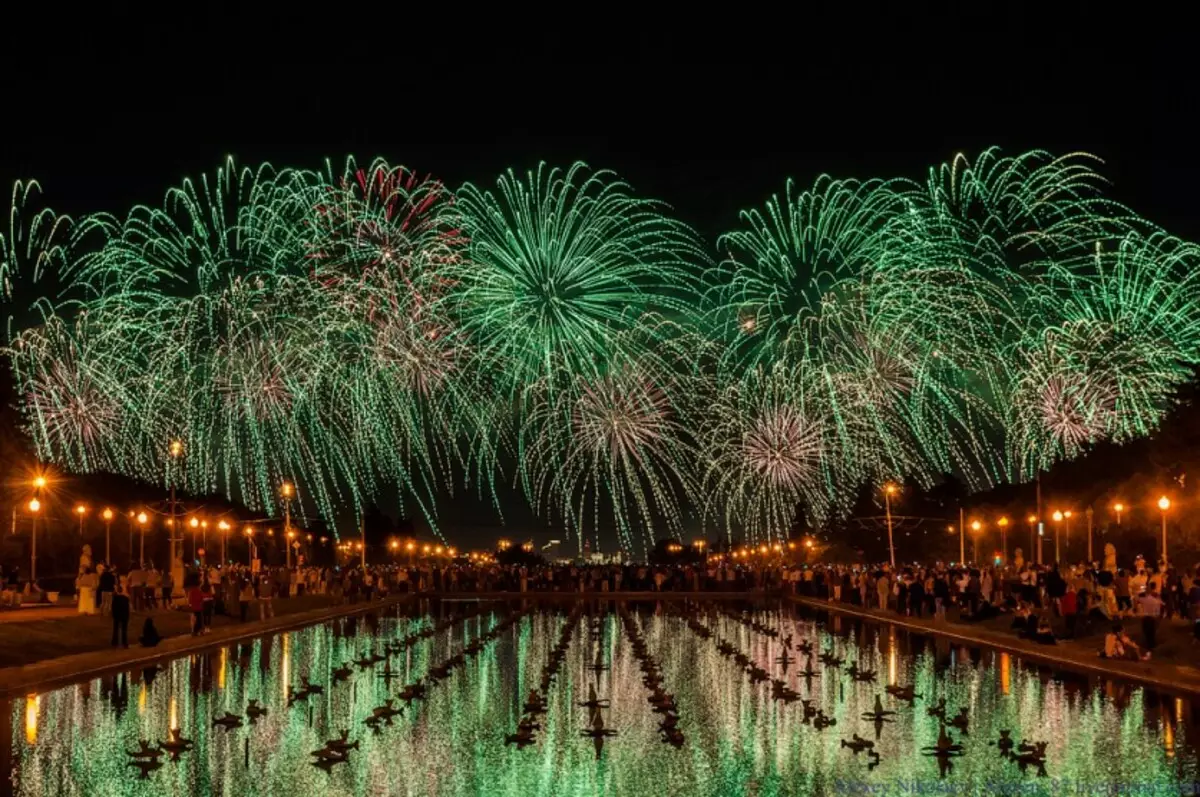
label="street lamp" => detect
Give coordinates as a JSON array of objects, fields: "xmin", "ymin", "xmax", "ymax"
[
  {"xmin": 1063, "ymin": 510, "xmax": 1073, "ymax": 558},
  {"xmin": 1157, "ymin": 496, "xmax": 1170, "ymax": 564},
  {"xmin": 136, "ymin": 512, "xmax": 148, "ymax": 566},
  {"xmin": 218, "ymin": 520, "xmax": 230, "ymax": 564},
  {"xmin": 1051, "ymin": 511, "xmax": 1064, "ymax": 563},
  {"xmin": 997, "ymin": 516, "xmax": 1009, "ymax": 564},
  {"xmin": 883, "ymin": 483, "xmax": 899, "ymax": 568},
  {"xmin": 280, "ymin": 482, "xmax": 294, "ymax": 569},
  {"xmin": 102, "ymin": 508, "xmax": 114, "ymax": 564},
  {"xmin": 75, "ymin": 505, "xmax": 87, "ymax": 537},
  {"xmin": 189, "ymin": 516, "xmax": 200, "ymax": 564},
  {"xmin": 1112, "ymin": 502, "xmax": 1124, "ymax": 526},
  {"xmin": 243, "ymin": 526, "xmax": 256, "ymax": 566},
  {"xmin": 1026, "ymin": 515, "xmax": 1038, "ymax": 565},
  {"xmin": 27, "ymin": 498, "xmax": 41, "ymax": 585},
  {"xmin": 167, "ymin": 439, "xmax": 183, "ymax": 599},
  {"xmin": 970, "ymin": 520, "xmax": 982, "ymax": 563}
]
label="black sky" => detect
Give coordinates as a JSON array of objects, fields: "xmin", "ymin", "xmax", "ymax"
[
  {"xmin": 3, "ymin": 6, "xmax": 1196, "ymax": 241},
  {"xmin": 2, "ymin": 4, "xmax": 1196, "ymax": 548}
]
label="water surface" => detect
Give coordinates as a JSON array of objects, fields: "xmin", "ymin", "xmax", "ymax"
[{"xmin": 6, "ymin": 599, "xmax": 1197, "ymax": 796}]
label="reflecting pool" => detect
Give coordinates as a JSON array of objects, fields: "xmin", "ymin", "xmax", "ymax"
[{"xmin": 6, "ymin": 599, "xmax": 1198, "ymax": 796}]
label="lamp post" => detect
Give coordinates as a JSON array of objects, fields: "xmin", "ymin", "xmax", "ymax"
[
  {"xmin": 168, "ymin": 439, "xmax": 183, "ymax": 599},
  {"xmin": 218, "ymin": 520, "xmax": 229, "ymax": 564},
  {"xmin": 883, "ymin": 483, "xmax": 898, "ymax": 568},
  {"xmin": 1085, "ymin": 506, "xmax": 1094, "ymax": 563},
  {"xmin": 406, "ymin": 541, "xmax": 415, "ymax": 567},
  {"xmin": 102, "ymin": 508, "xmax": 113, "ymax": 564},
  {"xmin": 1063, "ymin": 511, "xmax": 1073, "ymax": 559},
  {"xmin": 1157, "ymin": 496, "xmax": 1170, "ymax": 564},
  {"xmin": 1051, "ymin": 511, "xmax": 1063, "ymax": 564},
  {"xmin": 75, "ymin": 505, "xmax": 87, "ymax": 538},
  {"xmin": 1026, "ymin": 515, "xmax": 1037, "ymax": 565},
  {"xmin": 958, "ymin": 507, "xmax": 965, "ymax": 564},
  {"xmin": 189, "ymin": 516, "xmax": 200, "ymax": 564},
  {"xmin": 1112, "ymin": 502, "xmax": 1124, "ymax": 527},
  {"xmin": 137, "ymin": 512, "xmax": 148, "ymax": 565},
  {"xmin": 27, "ymin": 498, "xmax": 40, "ymax": 585},
  {"xmin": 243, "ymin": 526, "xmax": 255, "ymax": 567},
  {"xmin": 997, "ymin": 516, "xmax": 1009, "ymax": 565},
  {"xmin": 281, "ymin": 482, "xmax": 294, "ymax": 569},
  {"xmin": 970, "ymin": 520, "xmax": 982, "ymax": 563}
]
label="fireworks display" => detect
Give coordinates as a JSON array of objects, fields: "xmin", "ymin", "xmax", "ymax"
[{"xmin": 3, "ymin": 148, "xmax": 1198, "ymax": 547}]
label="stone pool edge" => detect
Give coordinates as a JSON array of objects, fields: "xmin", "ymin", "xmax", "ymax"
[
  {"xmin": 787, "ymin": 594, "xmax": 1200, "ymax": 697},
  {"xmin": 0, "ymin": 595, "xmax": 415, "ymax": 698}
]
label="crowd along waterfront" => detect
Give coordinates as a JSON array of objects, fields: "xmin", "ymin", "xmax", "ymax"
[{"xmin": 4, "ymin": 598, "xmax": 1196, "ymax": 796}]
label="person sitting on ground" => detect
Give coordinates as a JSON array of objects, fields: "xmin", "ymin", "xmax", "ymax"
[
  {"xmin": 139, "ymin": 617, "xmax": 162, "ymax": 647},
  {"xmin": 1104, "ymin": 623, "xmax": 1127, "ymax": 659},
  {"xmin": 1018, "ymin": 610, "xmax": 1040, "ymax": 640},
  {"xmin": 1119, "ymin": 627, "xmax": 1148, "ymax": 660},
  {"xmin": 1010, "ymin": 602, "xmax": 1031, "ymax": 631},
  {"xmin": 1033, "ymin": 617, "xmax": 1057, "ymax": 645}
]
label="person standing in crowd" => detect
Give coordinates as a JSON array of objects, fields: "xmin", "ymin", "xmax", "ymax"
[
  {"xmin": 98, "ymin": 564, "xmax": 116, "ymax": 616},
  {"xmin": 239, "ymin": 578, "xmax": 255, "ymax": 622},
  {"xmin": 161, "ymin": 570, "xmax": 174, "ymax": 608},
  {"xmin": 127, "ymin": 563, "xmax": 145, "ymax": 612},
  {"xmin": 187, "ymin": 582, "xmax": 205, "ymax": 635},
  {"xmin": 258, "ymin": 575, "xmax": 275, "ymax": 620},
  {"xmin": 111, "ymin": 584, "xmax": 130, "ymax": 648},
  {"xmin": 876, "ymin": 571, "xmax": 890, "ymax": 611},
  {"xmin": 1137, "ymin": 587, "xmax": 1163, "ymax": 656}
]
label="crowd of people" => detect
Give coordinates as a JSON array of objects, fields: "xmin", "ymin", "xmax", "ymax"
[
  {"xmin": 789, "ymin": 557, "xmax": 1200, "ymax": 659},
  {"xmin": 5, "ymin": 551, "xmax": 1197, "ymax": 665}
]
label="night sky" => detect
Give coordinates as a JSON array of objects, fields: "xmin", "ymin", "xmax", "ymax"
[{"xmin": 2, "ymin": 7, "xmax": 1196, "ymax": 549}]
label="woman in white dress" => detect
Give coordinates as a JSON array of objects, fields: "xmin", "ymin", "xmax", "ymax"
[{"xmin": 77, "ymin": 568, "xmax": 99, "ymax": 615}]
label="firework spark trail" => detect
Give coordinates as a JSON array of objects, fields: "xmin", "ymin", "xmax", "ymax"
[{"xmin": 3, "ymin": 148, "xmax": 1199, "ymax": 548}]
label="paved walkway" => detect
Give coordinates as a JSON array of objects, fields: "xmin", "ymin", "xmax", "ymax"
[
  {"xmin": 0, "ymin": 594, "xmax": 411, "ymax": 696},
  {"xmin": 788, "ymin": 594, "xmax": 1200, "ymax": 696},
  {"xmin": 0, "ymin": 605, "xmax": 76, "ymax": 624}
]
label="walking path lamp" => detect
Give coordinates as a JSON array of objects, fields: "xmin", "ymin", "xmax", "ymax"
[
  {"xmin": 102, "ymin": 508, "xmax": 113, "ymax": 564},
  {"xmin": 75, "ymin": 505, "xmax": 87, "ymax": 538},
  {"xmin": 1157, "ymin": 496, "xmax": 1170, "ymax": 564},
  {"xmin": 883, "ymin": 483, "xmax": 898, "ymax": 568},
  {"xmin": 1052, "ymin": 511, "xmax": 1063, "ymax": 563},
  {"xmin": 1026, "ymin": 515, "xmax": 1037, "ymax": 565},
  {"xmin": 189, "ymin": 516, "xmax": 200, "ymax": 563},
  {"xmin": 281, "ymin": 482, "xmax": 294, "ymax": 569},
  {"xmin": 1112, "ymin": 502, "xmax": 1124, "ymax": 527},
  {"xmin": 27, "ymin": 498, "xmax": 40, "ymax": 584},
  {"xmin": 970, "ymin": 520, "xmax": 982, "ymax": 563},
  {"xmin": 997, "ymin": 517, "xmax": 1009, "ymax": 564},
  {"xmin": 244, "ymin": 526, "xmax": 256, "ymax": 566},
  {"xmin": 137, "ymin": 512, "xmax": 148, "ymax": 565},
  {"xmin": 218, "ymin": 520, "xmax": 230, "ymax": 564},
  {"xmin": 168, "ymin": 440, "xmax": 183, "ymax": 599},
  {"xmin": 1063, "ymin": 511, "xmax": 1074, "ymax": 557}
]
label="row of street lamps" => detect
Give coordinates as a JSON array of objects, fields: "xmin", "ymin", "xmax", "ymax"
[{"xmin": 945, "ymin": 496, "xmax": 1175, "ymax": 567}]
